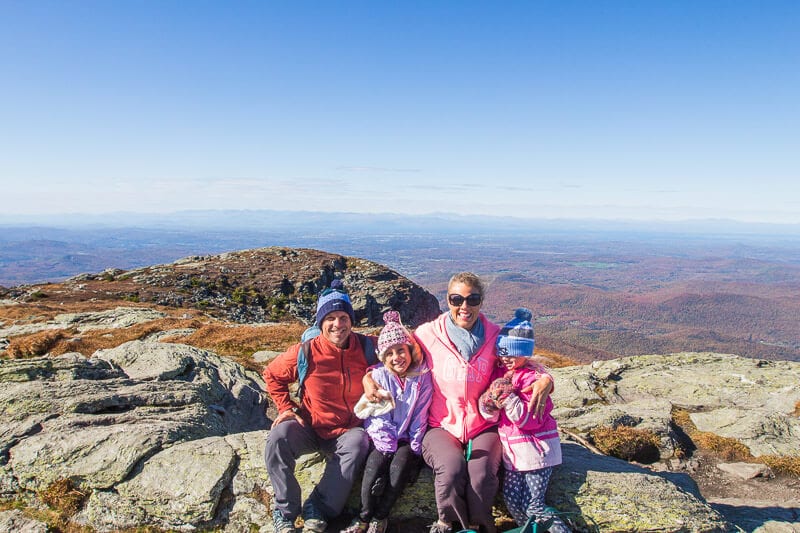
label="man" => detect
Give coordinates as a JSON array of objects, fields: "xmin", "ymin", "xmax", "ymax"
[{"xmin": 263, "ymin": 279, "xmax": 373, "ymax": 533}]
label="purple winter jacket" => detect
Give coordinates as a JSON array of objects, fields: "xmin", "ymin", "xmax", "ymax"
[{"xmin": 364, "ymin": 363, "xmax": 433, "ymax": 454}]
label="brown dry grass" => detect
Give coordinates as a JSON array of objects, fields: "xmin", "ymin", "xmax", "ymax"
[
  {"xmin": 762, "ymin": 455, "xmax": 800, "ymax": 478},
  {"xmin": 795, "ymin": 400, "xmax": 800, "ymax": 417},
  {"xmin": 672, "ymin": 407, "xmax": 755, "ymax": 463},
  {"xmin": 4, "ymin": 317, "xmax": 206, "ymax": 359},
  {"xmin": 35, "ymin": 478, "xmax": 93, "ymax": 532},
  {"xmin": 5, "ymin": 329, "xmax": 67, "ymax": 358},
  {"xmin": 589, "ymin": 425, "xmax": 662, "ymax": 463},
  {"xmin": 692, "ymin": 433, "xmax": 753, "ymax": 462},
  {"xmin": 534, "ymin": 348, "xmax": 581, "ymax": 368},
  {"xmin": 39, "ymin": 478, "xmax": 88, "ymax": 516},
  {"xmin": 163, "ymin": 321, "xmax": 308, "ymax": 372},
  {"xmin": 0, "ymin": 289, "xmax": 146, "ymax": 322}
]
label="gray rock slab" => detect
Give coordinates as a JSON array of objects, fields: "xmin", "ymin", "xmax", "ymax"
[
  {"xmin": 549, "ymin": 443, "xmax": 729, "ymax": 532},
  {"xmin": 691, "ymin": 407, "xmax": 800, "ymax": 457},
  {"xmin": 10, "ymin": 418, "xmax": 180, "ymax": 491},
  {"xmin": 54, "ymin": 307, "xmax": 167, "ymax": 332},
  {"xmin": 77, "ymin": 489, "xmax": 149, "ymax": 532},
  {"xmin": 552, "ymin": 353, "xmax": 800, "ymax": 458},
  {"xmin": 252, "ymin": 349, "xmax": 281, "ymax": 364},
  {"xmin": 0, "ymin": 509, "xmax": 48, "ymax": 533},
  {"xmin": 716, "ymin": 462, "xmax": 773, "ymax": 480},
  {"xmin": 0, "ymin": 307, "xmax": 168, "ymax": 340},
  {"xmin": 116, "ymin": 436, "xmax": 237, "ymax": 525},
  {"xmin": 94, "ymin": 340, "xmax": 269, "ymax": 433}
]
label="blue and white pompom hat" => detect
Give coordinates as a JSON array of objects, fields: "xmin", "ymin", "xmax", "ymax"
[
  {"xmin": 496, "ymin": 308, "xmax": 535, "ymax": 357},
  {"xmin": 315, "ymin": 279, "xmax": 356, "ymax": 328}
]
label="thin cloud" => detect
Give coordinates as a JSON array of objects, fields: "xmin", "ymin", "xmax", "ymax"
[{"xmin": 336, "ymin": 166, "xmax": 422, "ymax": 173}]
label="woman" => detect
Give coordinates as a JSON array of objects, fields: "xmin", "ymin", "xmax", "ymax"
[{"xmin": 365, "ymin": 272, "xmax": 553, "ymax": 533}]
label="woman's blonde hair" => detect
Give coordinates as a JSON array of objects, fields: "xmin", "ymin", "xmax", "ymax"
[{"xmin": 448, "ymin": 272, "xmax": 485, "ymax": 296}]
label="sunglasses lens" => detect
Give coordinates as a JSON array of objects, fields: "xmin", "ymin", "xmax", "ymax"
[
  {"xmin": 448, "ymin": 294, "xmax": 482, "ymax": 306},
  {"xmin": 466, "ymin": 294, "xmax": 482, "ymax": 306}
]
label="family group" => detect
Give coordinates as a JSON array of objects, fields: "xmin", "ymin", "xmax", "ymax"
[{"xmin": 262, "ymin": 273, "xmax": 570, "ymax": 533}]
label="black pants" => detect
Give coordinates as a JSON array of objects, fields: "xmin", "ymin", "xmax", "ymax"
[{"xmin": 358, "ymin": 442, "xmax": 418, "ymax": 521}]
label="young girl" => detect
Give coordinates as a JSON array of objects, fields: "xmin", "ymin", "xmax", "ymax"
[
  {"xmin": 342, "ymin": 311, "xmax": 433, "ymax": 533},
  {"xmin": 478, "ymin": 308, "xmax": 569, "ymax": 533}
]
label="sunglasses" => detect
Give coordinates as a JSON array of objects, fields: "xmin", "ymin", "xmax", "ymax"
[{"xmin": 447, "ymin": 293, "xmax": 483, "ymax": 307}]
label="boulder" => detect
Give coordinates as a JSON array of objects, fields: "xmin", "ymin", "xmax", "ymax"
[
  {"xmin": 552, "ymin": 352, "xmax": 800, "ymax": 458},
  {"xmin": 549, "ymin": 443, "xmax": 727, "ymax": 532}
]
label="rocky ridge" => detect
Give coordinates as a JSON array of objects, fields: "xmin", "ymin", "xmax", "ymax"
[{"xmin": 44, "ymin": 247, "xmax": 443, "ymax": 327}]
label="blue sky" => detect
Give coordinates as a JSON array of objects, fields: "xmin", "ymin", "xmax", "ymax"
[{"xmin": 1, "ymin": 1, "xmax": 798, "ymax": 224}]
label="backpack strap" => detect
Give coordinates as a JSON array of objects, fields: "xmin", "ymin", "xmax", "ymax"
[
  {"xmin": 296, "ymin": 338, "xmax": 315, "ymax": 402},
  {"xmin": 357, "ymin": 333, "xmax": 378, "ymax": 366}
]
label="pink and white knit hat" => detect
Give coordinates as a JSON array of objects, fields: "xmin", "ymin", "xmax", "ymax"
[{"xmin": 377, "ymin": 310, "xmax": 413, "ymax": 359}]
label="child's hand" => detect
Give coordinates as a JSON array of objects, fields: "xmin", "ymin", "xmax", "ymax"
[
  {"xmin": 494, "ymin": 391, "xmax": 511, "ymax": 408},
  {"xmin": 488, "ymin": 376, "xmax": 513, "ymax": 403},
  {"xmin": 479, "ymin": 390, "xmax": 500, "ymax": 412}
]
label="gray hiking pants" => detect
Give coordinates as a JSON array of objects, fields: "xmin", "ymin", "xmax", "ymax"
[
  {"xmin": 421, "ymin": 427, "xmax": 502, "ymax": 533},
  {"xmin": 265, "ymin": 420, "xmax": 369, "ymax": 520}
]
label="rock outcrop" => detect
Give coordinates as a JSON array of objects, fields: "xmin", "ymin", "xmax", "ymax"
[
  {"xmin": 1, "ymin": 342, "xmax": 763, "ymax": 532},
  {"xmin": 552, "ymin": 352, "xmax": 800, "ymax": 459},
  {"xmin": 1, "ymin": 340, "xmax": 270, "ymax": 531},
  {"xmin": 55, "ymin": 247, "xmax": 443, "ymax": 327}
]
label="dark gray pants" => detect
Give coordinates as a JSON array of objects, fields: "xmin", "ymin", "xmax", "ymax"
[
  {"xmin": 421, "ymin": 427, "xmax": 501, "ymax": 533},
  {"xmin": 265, "ymin": 420, "xmax": 369, "ymax": 520}
]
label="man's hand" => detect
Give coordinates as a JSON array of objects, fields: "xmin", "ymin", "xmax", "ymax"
[
  {"xmin": 521, "ymin": 375, "xmax": 553, "ymax": 419},
  {"xmin": 362, "ymin": 370, "xmax": 381, "ymax": 402},
  {"xmin": 271, "ymin": 409, "xmax": 304, "ymax": 429}
]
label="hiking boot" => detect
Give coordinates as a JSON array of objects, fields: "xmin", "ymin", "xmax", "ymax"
[
  {"xmin": 366, "ymin": 518, "xmax": 388, "ymax": 533},
  {"xmin": 273, "ymin": 509, "xmax": 297, "ymax": 533},
  {"xmin": 429, "ymin": 521, "xmax": 452, "ymax": 533},
  {"xmin": 301, "ymin": 500, "xmax": 327, "ymax": 532},
  {"xmin": 340, "ymin": 518, "xmax": 368, "ymax": 533}
]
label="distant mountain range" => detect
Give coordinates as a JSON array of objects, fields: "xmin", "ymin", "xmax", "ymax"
[
  {"xmin": 2, "ymin": 210, "xmax": 799, "ymax": 362},
  {"xmin": 3, "ymin": 209, "xmax": 800, "ymax": 237}
]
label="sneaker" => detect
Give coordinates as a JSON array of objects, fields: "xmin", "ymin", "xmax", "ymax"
[
  {"xmin": 302, "ymin": 500, "xmax": 327, "ymax": 533},
  {"xmin": 303, "ymin": 518, "xmax": 327, "ymax": 533},
  {"xmin": 366, "ymin": 518, "xmax": 388, "ymax": 533},
  {"xmin": 429, "ymin": 521, "xmax": 453, "ymax": 533},
  {"xmin": 273, "ymin": 509, "xmax": 297, "ymax": 533},
  {"xmin": 340, "ymin": 518, "xmax": 368, "ymax": 533}
]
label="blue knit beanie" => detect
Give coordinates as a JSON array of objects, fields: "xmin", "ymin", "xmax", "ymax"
[
  {"xmin": 315, "ymin": 279, "xmax": 356, "ymax": 328},
  {"xmin": 496, "ymin": 308, "xmax": 535, "ymax": 357}
]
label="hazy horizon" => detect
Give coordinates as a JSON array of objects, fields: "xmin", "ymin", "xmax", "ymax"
[{"xmin": 2, "ymin": 208, "xmax": 800, "ymax": 237}]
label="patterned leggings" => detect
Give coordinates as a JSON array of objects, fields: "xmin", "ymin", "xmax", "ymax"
[{"xmin": 503, "ymin": 468, "xmax": 571, "ymax": 533}]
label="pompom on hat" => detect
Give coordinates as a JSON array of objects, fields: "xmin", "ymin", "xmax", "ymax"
[
  {"xmin": 315, "ymin": 279, "xmax": 356, "ymax": 328},
  {"xmin": 496, "ymin": 307, "xmax": 535, "ymax": 357},
  {"xmin": 377, "ymin": 310, "xmax": 413, "ymax": 359}
]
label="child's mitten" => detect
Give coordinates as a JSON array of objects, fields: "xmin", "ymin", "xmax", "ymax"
[
  {"xmin": 488, "ymin": 375, "xmax": 514, "ymax": 407},
  {"xmin": 479, "ymin": 389, "xmax": 499, "ymax": 413}
]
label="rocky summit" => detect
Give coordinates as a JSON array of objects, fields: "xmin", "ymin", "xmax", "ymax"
[
  {"xmin": 0, "ymin": 249, "xmax": 798, "ymax": 532},
  {"xmin": 8, "ymin": 247, "xmax": 442, "ymax": 327}
]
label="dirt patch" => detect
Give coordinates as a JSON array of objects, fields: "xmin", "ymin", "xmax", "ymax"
[{"xmin": 669, "ymin": 450, "xmax": 800, "ymax": 530}]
